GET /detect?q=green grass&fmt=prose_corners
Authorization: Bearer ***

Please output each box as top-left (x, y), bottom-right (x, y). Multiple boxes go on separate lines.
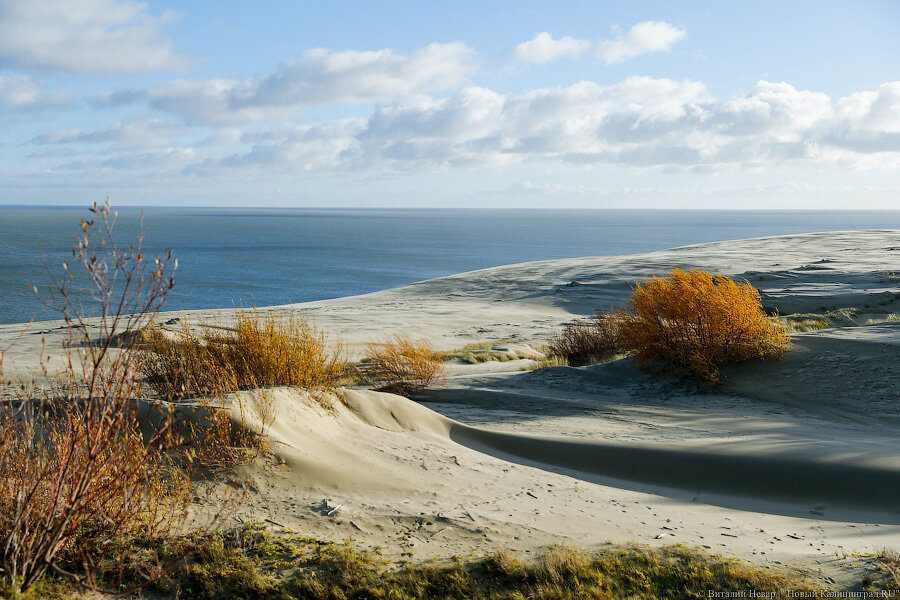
top-left (25, 524), bottom-right (900, 598)
top-left (148, 533), bottom-right (823, 600)
top-left (779, 307), bottom-right (900, 332)
top-left (434, 338), bottom-right (525, 364)
top-left (780, 318), bottom-right (830, 333)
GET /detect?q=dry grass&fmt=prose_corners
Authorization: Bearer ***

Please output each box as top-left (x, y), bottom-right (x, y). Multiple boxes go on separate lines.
top-left (139, 310), bottom-right (346, 400)
top-left (879, 548), bottom-right (900, 588)
top-left (356, 335), bottom-right (445, 396)
top-left (547, 313), bottom-right (621, 366)
top-left (524, 355), bottom-right (570, 371)
top-left (617, 269), bottom-right (789, 382)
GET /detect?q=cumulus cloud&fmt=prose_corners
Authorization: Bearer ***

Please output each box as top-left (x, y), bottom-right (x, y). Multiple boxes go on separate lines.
top-left (148, 42), bottom-right (477, 125)
top-left (0, 74), bottom-right (69, 110)
top-left (27, 76), bottom-right (900, 176)
top-left (0, 0), bottom-right (188, 73)
top-left (211, 78), bottom-right (900, 173)
top-left (597, 21), bottom-right (686, 64)
top-left (513, 32), bottom-right (591, 64)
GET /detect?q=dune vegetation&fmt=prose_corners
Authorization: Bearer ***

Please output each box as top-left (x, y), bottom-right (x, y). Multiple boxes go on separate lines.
top-left (543, 269), bottom-right (789, 381)
top-left (355, 334), bottom-right (445, 396)
top-left (139, 310), bottom-right (347, 400)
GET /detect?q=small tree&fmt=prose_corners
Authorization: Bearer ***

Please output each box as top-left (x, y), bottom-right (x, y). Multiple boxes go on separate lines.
top-left (0, 200), bottom-right (190, 596)
top-left (357, 335), bottom-right (445, 396)
top-left (617, 268), bottom-right (789, 382)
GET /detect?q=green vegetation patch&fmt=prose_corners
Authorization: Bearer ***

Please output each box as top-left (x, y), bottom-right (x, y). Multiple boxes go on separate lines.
top-left (148, 529), bottom-right (825, 600)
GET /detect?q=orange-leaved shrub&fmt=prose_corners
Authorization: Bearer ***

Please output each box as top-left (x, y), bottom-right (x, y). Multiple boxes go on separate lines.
top-left (616, 268), bottom-right (788, 381)
top-left (0, 200), bottom-right (192, 596)
top-left (356, 335), bottom-right (445, 396)
top-left (547, 313), bottom-right (621, 366)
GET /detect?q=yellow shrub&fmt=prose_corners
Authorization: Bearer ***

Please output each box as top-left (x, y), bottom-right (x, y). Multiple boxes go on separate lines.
top-left (357, 335), bottom-right (445, 396)
top-left (140, 309), bottom-right (345, 399)
top-left (617, 268), bottom-right (788, 381)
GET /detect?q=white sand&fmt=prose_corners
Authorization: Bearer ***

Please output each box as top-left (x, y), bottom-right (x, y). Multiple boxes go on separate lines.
top-left (3, 229), bottom-right (900, 586)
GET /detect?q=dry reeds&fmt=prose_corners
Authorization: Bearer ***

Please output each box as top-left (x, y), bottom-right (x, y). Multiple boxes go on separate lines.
top-left (356, 335), bottom-right (444, 396)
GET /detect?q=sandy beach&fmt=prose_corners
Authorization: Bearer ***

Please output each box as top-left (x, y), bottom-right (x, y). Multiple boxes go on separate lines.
top-left (2, 229), bottom-right (899, 588)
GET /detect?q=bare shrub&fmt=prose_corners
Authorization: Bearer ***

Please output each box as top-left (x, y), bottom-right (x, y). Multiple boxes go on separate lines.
top-left (547, 313), bottom-right (621, 365)
top-left (617, 268), bottom-right (789, 382)
top-left (139, 310), bottom-right (345, 400)
top-left (356, 335), bottom-right (445, 396)
top-left (0, 200), bottom-right (192, 596)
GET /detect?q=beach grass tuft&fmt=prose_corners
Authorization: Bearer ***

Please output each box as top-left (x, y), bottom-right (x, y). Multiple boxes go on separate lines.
top-left (356, 335), bottom-right (445, 396)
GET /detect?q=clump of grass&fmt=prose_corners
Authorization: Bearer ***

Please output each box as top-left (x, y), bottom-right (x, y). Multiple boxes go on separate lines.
top-left (617, 269), bottom-right (789, 382)
top-left (866, 314), bottom-right (900, 325)
top-left (139, 309), bottom-right (346, 400)
top-left (435, 338), bottom-right (523, 364)
top-left (356, 335), bottom-right (445, 396)
top-left (524, 355), bottom-right (570, 371)
top-left (547, 313), bottom-right (621, 366)
top-left (781, 317), bottom-right (830, 332)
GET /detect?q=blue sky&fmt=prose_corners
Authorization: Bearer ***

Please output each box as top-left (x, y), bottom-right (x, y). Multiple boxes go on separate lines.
top-left (1, 0), bottom-right (898, 208)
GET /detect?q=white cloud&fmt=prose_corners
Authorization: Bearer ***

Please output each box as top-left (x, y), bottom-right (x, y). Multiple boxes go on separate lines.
top-left (0, 74), bottom-right (69, 109)
top-left (210, 119), bottom-right (366, 172)
top-left (597, 21), bottom-right (686, 64)
top-left (26, 77), bottom-right (900, 176)
top-left (214, 78), bottom-right (900, 173)
top-left (513, 32), bottom-right (591, 64)
top-left (33, 118), bottom-right (192, 149)
top-left (148, 42), bottom-right (477, 125)
top-left (0, 0), bottom-right (188, 73)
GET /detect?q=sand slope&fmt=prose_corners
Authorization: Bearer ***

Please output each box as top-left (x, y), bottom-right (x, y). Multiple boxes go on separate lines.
top-left (3, 230), bottom-right (900, 586)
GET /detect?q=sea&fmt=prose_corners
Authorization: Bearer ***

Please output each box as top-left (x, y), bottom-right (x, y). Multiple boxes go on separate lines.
top-left (2, 206), bottom-right (899, 325)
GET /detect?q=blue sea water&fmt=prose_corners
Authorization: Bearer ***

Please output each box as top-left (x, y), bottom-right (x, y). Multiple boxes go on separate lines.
top-left (1, 206), bottom-right (899, 325)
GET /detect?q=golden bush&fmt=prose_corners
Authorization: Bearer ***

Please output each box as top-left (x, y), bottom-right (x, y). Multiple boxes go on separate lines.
top-left (356, 335), bottom-right (445, 396)
top-left (617, 268), bottom-right (789, 381)
top-left (140, 310), bottom-right (345, 399)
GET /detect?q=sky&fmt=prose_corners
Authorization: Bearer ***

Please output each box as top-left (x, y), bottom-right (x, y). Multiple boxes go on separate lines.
top-left (1, 0), bottom-right (899, 209)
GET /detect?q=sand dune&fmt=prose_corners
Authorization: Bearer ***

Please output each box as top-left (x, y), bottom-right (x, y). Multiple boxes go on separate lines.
top-left (3, 229), bottom-right (900, 586)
